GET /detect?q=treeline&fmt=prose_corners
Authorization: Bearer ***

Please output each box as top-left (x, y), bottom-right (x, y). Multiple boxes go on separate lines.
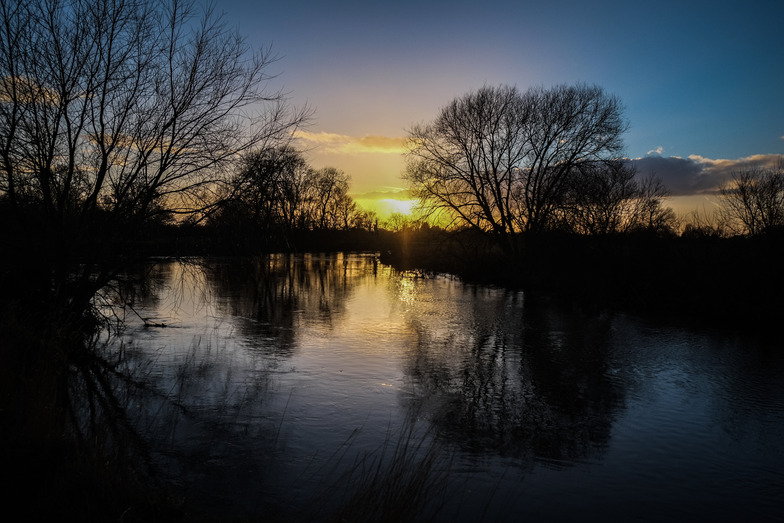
top-left (202, 146), bottom-right (381, 252)
top-left (378, 223), bottom-right (784, 327)
top-left (403, 84), bottom-right (676, 255)
top-left (382, 83), bottom-right (784, 326)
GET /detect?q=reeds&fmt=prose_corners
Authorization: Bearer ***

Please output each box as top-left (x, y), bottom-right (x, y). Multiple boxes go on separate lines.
top-left (296, 417), bottom-right (454, 523)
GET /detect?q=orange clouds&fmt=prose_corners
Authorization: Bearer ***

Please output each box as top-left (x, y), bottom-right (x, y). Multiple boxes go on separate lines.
top-left (686, 154), bottom-right (783, 173)
top-left (294, 130), bottom-right (406, 155)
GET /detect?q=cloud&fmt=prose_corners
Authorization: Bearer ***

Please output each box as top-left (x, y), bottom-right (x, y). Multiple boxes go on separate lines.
top-left (294, 130), bottom-right (406, 155)
top-left (630, 155), bottom-right (710, 195)
top-left (646, 146), bottom-right (664, 156)
top-left (351, 187), bottom-right (411, 200)
top-left (629, 153), bottom-right (784, 196)
top-left (0, 75), bottom-right (61, 104)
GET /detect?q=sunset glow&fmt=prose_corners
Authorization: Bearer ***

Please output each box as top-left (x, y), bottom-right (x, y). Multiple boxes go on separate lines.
top-left (354, 195), bottom-right (418, 220)
top-left (221, 0), bottom-right (783, 216)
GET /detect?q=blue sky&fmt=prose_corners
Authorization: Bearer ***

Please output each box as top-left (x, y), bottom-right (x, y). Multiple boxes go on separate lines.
top-left (218, 0), bottom-right (784, 214)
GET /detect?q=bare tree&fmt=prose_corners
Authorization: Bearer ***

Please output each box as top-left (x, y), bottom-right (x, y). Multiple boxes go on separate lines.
top-left (630, 174), bottom-right (677, 233)
top-left (405, 84), bottom-right (627, 253)
top-left (333, 189), bottom-right (358, 230)
top-left (681, 207), bottom-right (728, 238)
top-left (516, 84), bottom-right (627, 233)
top-left (405, 85), bottom-right (529, 254)
top-left (304, 166), bottom-right (352, 230)
top-left (215, 148), bottom-right (364, 246)
top-left (0, 0), bottom-right (308, 313)
top-left (382, 212), bottom-right (424, 233)
top-left (718, 166), bottom-right (784, 235)
top-left (352, 208), bottom-right (378, 231)
top-left (560, 160), bottom-right (638, 234)
top-left (230, 145), bottom-right (310, 233)
top-left (0, 1), bottom-right (310, 486)
top-left (562, 160), bottom-right (675, 235)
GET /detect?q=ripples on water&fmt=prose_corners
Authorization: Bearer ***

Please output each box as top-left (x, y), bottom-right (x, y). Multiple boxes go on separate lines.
top-left (111, 253), bottom-right (784, 521)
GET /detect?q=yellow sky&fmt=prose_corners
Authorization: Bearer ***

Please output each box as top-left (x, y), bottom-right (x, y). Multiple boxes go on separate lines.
top-left (219, 0), bottom-right (784, 225)
top-left (293, 129), bottom-right (769, 226)
top-left (294, 130), bottom-right (415, 219)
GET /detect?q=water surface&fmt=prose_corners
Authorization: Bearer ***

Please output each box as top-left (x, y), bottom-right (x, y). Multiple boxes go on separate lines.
top-left (113, 253), bottom-right (784, 521)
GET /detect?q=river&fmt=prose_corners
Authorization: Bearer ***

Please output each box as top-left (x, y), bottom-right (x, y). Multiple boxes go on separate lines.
top-left (109, 253), bottom-right (784, 521)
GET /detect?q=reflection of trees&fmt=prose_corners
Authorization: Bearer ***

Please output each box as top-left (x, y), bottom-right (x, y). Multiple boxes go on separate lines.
top-left (205, 253), bottom-right (375, 356)
top-left (403, 290), bottom-right (624, 464)
top-left (104, 262), bottom-right (176, 320)
top-left (519, 298), bottom-right (624, 460)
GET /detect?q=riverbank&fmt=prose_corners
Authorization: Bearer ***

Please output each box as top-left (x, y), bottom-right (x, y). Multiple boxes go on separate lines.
top-left (121, 223), bottom-right (784, 330)
top-left (379, 229), bottom-right (784, 331)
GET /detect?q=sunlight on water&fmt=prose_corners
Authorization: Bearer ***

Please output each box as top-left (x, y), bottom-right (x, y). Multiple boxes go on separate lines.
top-left (111, 254), bottom-right (784, 521)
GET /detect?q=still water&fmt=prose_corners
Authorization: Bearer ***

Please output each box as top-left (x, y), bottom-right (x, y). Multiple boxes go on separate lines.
top-left (112, 253), bottom-right (784, 521)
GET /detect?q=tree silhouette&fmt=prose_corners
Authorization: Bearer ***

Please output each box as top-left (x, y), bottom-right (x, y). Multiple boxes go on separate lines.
top-left (305, 166), bottom-right (354, 230)
top-left (405, 84), bottom-right (627, 253)
top-left (209, 146), bottom-right (370, 250)
top-left (561, 160), bottom-right (675, 235)
top-left (0, 1), bottom-right (307, 497)
top-left (221, 146), bottom-right (311, 245)
top-left (0, 0), bottom-right (307, 318)
top-left (719, 166), bottom-right (784, 235)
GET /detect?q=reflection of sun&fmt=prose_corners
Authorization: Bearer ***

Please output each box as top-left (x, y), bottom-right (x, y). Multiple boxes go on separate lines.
top-left (397, 274), bottom-right (417, 305)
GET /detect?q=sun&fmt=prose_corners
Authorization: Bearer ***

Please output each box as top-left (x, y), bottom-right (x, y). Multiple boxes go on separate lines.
top-left (354, 196), bottom-right (418, 220)
top-left (379, 198), bottom-right (415, 216)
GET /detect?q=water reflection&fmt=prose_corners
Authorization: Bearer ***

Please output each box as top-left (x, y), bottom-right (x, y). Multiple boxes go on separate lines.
top-left (400, 284), bottom-right (623, 465)
top-left (112, 254), bottom-right (784, 521)
top-left (206, 253), bottom-right (371, 356)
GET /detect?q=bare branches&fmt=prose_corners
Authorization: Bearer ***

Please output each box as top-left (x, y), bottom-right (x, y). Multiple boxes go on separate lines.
top-left (0, 0), bottom-right (309, 310)
top-left (405, 84), bottom-right (630, 253)
top-left (209, 145), bottom-right (371, 251)
top-left (521, 84), bottom-right (627, 232)
top-left (0, 0), bottom-right (307, 224)
top-left (719, 166), bottom-right (784, 235)
top-left (561, 160), bottom-right (675, 235)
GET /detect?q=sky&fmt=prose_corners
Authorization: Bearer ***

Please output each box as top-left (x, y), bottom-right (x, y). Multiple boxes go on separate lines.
top-left (218, 0), bottom-right (784, 218)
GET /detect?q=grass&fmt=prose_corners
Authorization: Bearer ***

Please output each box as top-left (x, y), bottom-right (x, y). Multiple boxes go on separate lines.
top-left (293, 418), bottom-right (454, 522)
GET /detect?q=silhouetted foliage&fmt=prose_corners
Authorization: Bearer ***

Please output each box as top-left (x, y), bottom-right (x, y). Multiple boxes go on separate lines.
top-left (718, 166), bottom-right (784, 235)
top-left (305, 166), bottom-right (356, 230)
top-left (382, 212), bottom-right (427, 233)
top-left (241, 146), bottom-right (312, 231)
top-left (680, 207), bottom-right (729, 239)
top-left (382, 225), bottom-right (784, 329)
top-left (0, 0), bottom-right (307, 313)
top-left (560, 160), bottom-right (676, 235)
top-left (405, 84), bottom-right (629, 254)
top-left (211, 146), bottom-right (311, 248)
top-left (208, 146), bottom-right (379, 251)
